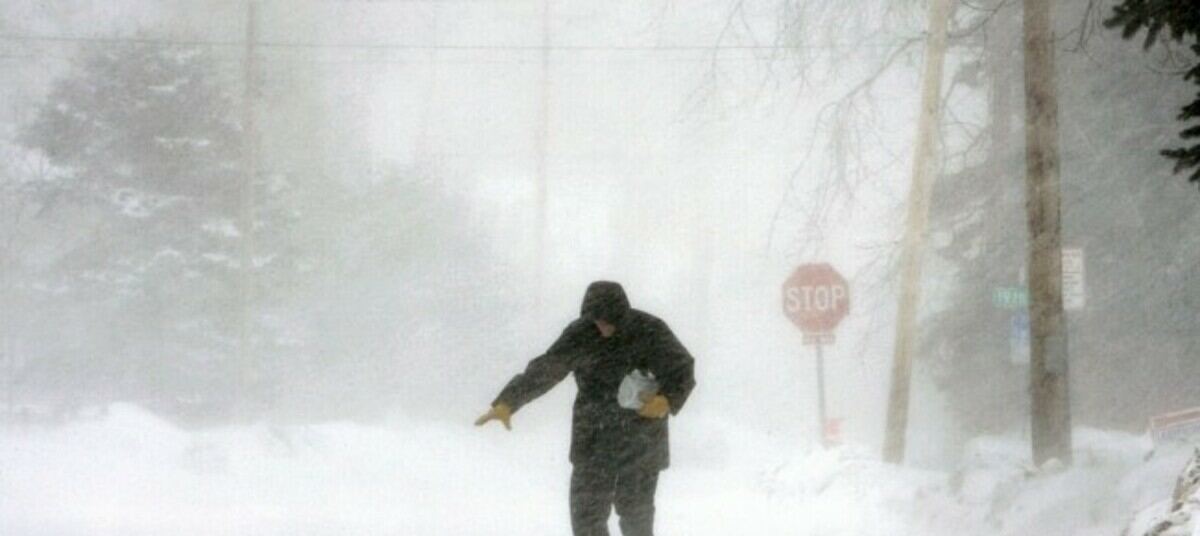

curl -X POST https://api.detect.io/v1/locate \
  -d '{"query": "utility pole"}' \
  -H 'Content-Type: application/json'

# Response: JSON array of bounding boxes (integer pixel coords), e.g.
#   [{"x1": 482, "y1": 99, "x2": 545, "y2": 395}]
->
[
  {"x1": 4, "y1": 338, "x2": 11, "y2": 420},
  {"x1": 533, "y1": 0, "x2": 550, "y2": 302},
  {"x1": 1022, "y1": 0, "x2": 1072, "y2": 466},
  {"x1": 1, "y1": 151, "x2": 9, "y2": 421},
  {"x1": 416, "y1": 2, "x2": 439, "y2": 160},
  {"x1": 239, "y1": 0, "x2": 259, "y2": 415},
  {"x1": 988, "y1": 6, "x2": 1017, "y2": 176},
  {"x1": 883, "y1": 0, "x2": 954, "y2": 465}
]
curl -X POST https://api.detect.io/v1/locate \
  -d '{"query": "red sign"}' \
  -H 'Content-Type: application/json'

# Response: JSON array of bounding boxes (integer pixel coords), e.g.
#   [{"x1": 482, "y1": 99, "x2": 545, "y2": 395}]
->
[
  {"x1": 823, "y1": 418, "x2": 843, "y2": 446},
  {"x1": 783, "y1": 263, "x2": 850, "y2": 334}
]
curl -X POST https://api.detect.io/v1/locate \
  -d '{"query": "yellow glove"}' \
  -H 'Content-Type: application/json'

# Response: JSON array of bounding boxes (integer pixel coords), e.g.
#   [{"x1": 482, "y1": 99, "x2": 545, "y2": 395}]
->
[
  {"x1": 474, "y1": 402, "x2": 513, "y2": 430},
  {"x1": 638, "y1": 394, "x2": 670, "y2": 419}
]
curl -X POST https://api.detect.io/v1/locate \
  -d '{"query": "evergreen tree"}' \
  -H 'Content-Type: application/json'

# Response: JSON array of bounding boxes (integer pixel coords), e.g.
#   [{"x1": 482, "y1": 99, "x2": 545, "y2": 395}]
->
[
  {"x1": 13, "y1": 39, "x2": 519, "y2": 423},
  {"x1": 17, "y1": 42, "x2": 291, "y2": 419},
  {"x1": 1107, "y1": 0, "x2": 1200, "y2": 183}
]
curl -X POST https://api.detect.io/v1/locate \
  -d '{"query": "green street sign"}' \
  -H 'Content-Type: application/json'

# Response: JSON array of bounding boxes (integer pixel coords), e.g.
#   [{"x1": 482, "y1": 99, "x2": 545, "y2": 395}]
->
[{"x1": 992, "y1": 287, "x2": 1028, "y2": 310}]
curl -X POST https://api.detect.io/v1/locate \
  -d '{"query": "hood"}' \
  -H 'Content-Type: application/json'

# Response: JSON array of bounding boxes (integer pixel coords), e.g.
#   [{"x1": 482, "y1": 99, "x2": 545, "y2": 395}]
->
[{"x1": 580, "y1": 281, "x2": 631, "y2": 324}]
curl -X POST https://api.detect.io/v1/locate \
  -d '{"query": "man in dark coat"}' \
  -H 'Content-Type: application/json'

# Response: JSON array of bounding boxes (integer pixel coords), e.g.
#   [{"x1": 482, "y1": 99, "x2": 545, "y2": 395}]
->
[{"x1": 475, "y1": 281, "x2": 696, "y2": 536}]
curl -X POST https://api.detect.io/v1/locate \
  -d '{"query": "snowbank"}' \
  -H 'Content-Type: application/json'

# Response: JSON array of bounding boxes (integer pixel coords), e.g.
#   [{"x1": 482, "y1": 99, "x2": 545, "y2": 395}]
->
[
  {"x1": 1126, "y1": 446, "x2": 1200, "y2": 536},
  {"x1": 0, "y1": 404, "x2": 1189, "y2": 535}
]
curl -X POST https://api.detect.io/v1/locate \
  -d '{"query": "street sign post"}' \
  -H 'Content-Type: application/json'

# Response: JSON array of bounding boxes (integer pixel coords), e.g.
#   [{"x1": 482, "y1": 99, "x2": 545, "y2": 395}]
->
[
  {"x1": 992, "y1": 249, "x2": 1084, "y2": 312},
  {"x1": 783, "y1": 263, "x2": 850, "y2": 448}
]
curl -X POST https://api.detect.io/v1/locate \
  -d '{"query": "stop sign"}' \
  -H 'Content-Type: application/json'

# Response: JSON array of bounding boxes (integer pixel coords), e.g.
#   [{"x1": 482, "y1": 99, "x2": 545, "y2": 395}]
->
[{"x1": 782, "y1": 263, "x2": 850, "y2": 333}]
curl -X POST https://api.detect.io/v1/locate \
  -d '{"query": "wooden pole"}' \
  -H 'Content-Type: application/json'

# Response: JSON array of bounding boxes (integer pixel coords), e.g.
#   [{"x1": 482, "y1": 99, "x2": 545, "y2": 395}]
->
[
  {"x1": 416, "y1": 3, "x2": 439, "y2": 159},
  {"x1": 883, "y1": 0, "x2": 954, "y2": 465},
  {"x1": 533, "y1": 0, "x2": 550, "y2": 301},
  {"x1": 4, "y1": 338, "x2": 11, "y2": 420},
  {"x1": 1022, "y1": 0, "x2": 1072, "y2": 466},
  {"x1": 988, "y1": 5, "x2": 1016, "y2": 178},
  {"x1": 238, "y1": 0, "x2": 259, "y2": 416}
]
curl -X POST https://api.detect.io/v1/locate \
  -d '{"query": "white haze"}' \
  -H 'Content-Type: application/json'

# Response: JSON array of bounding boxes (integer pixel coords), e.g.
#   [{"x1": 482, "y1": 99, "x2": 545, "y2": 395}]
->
[{"x1": 1, "y1": 1, "x2": 1197, "y2": 534}]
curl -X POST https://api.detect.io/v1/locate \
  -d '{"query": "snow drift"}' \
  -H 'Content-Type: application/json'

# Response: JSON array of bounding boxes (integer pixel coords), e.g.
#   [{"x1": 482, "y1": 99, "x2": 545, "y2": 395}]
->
[{"x1": 0, "y1": 404, "x2": 1191, "y2": 535}]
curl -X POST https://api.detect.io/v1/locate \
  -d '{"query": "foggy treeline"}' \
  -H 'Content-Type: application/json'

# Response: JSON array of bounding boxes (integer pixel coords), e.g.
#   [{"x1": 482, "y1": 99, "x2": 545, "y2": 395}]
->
[
  {"x1": 1, "y1": 0, "x2": 1198, "y2": 445},
  {"x1": 0, "y1": 2, "x2": 527, "y2": 424}
]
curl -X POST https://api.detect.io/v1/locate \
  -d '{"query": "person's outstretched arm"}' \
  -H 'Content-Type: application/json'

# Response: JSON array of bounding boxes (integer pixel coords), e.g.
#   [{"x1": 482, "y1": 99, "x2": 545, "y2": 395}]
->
[
  {"x1": 645, "y1": 319, "x2": 696, "y2": 416},
  {"x1": 475, "y1": 321, "x2": 584, "y2": 429}
]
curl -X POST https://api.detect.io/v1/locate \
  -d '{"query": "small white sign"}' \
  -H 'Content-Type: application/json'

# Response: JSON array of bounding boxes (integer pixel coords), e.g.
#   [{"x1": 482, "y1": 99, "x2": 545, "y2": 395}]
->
[{"x1": 1062, "y1": 248, "x2": 1085, "y2": 311}]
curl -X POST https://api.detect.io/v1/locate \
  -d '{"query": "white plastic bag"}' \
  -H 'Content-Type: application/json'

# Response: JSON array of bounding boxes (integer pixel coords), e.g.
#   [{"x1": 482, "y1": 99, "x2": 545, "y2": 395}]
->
[{"x1": 617, "y1": 370, "x2": 659, "y2": 411}]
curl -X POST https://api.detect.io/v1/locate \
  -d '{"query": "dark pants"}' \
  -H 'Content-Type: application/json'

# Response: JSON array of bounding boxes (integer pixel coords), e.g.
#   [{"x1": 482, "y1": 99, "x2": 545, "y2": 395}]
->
[{"x1": 570, "y1": 462, "x2": 659, "y2": 536}]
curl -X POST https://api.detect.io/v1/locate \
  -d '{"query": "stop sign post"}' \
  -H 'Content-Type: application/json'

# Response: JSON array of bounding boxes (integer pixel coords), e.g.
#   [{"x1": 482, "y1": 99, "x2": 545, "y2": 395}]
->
[{"x1": 782, "y1": 263, "x2": 850, "y2": 447}]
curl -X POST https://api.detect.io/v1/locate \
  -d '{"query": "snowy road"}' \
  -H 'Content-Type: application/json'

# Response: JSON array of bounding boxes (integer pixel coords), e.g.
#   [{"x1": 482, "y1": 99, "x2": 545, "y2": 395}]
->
[{"x1": 0, "y1": 405, "x2": 1184, "y2": 535}]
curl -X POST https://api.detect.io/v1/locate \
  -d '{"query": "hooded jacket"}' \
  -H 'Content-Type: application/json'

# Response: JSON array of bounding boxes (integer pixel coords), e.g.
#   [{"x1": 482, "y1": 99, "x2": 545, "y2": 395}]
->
[{"x1": 493, "y1": 281, "x2": 696, "y2": 470}]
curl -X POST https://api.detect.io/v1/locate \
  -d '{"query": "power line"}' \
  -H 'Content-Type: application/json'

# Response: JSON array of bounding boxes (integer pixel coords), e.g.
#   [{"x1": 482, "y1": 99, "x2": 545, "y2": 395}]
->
[
  {"x1": 0, "y1": 55, "x2": 831, "y2": 66},
  {"x1": 316, "y1": 0, "x2": 508, "y2": 3},
  {"x1": 0, "y1": 32, "x2": 911, "y2": 53},
  {"x1": 0, "y1": 47, "x2": 907, "y2": 66}
]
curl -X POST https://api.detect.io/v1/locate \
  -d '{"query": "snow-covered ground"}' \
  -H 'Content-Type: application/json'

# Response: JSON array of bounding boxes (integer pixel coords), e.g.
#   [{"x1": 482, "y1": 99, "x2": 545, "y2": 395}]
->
[{"x1": 0, "y1": 404, "x2": 1191, "y2": 535}]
